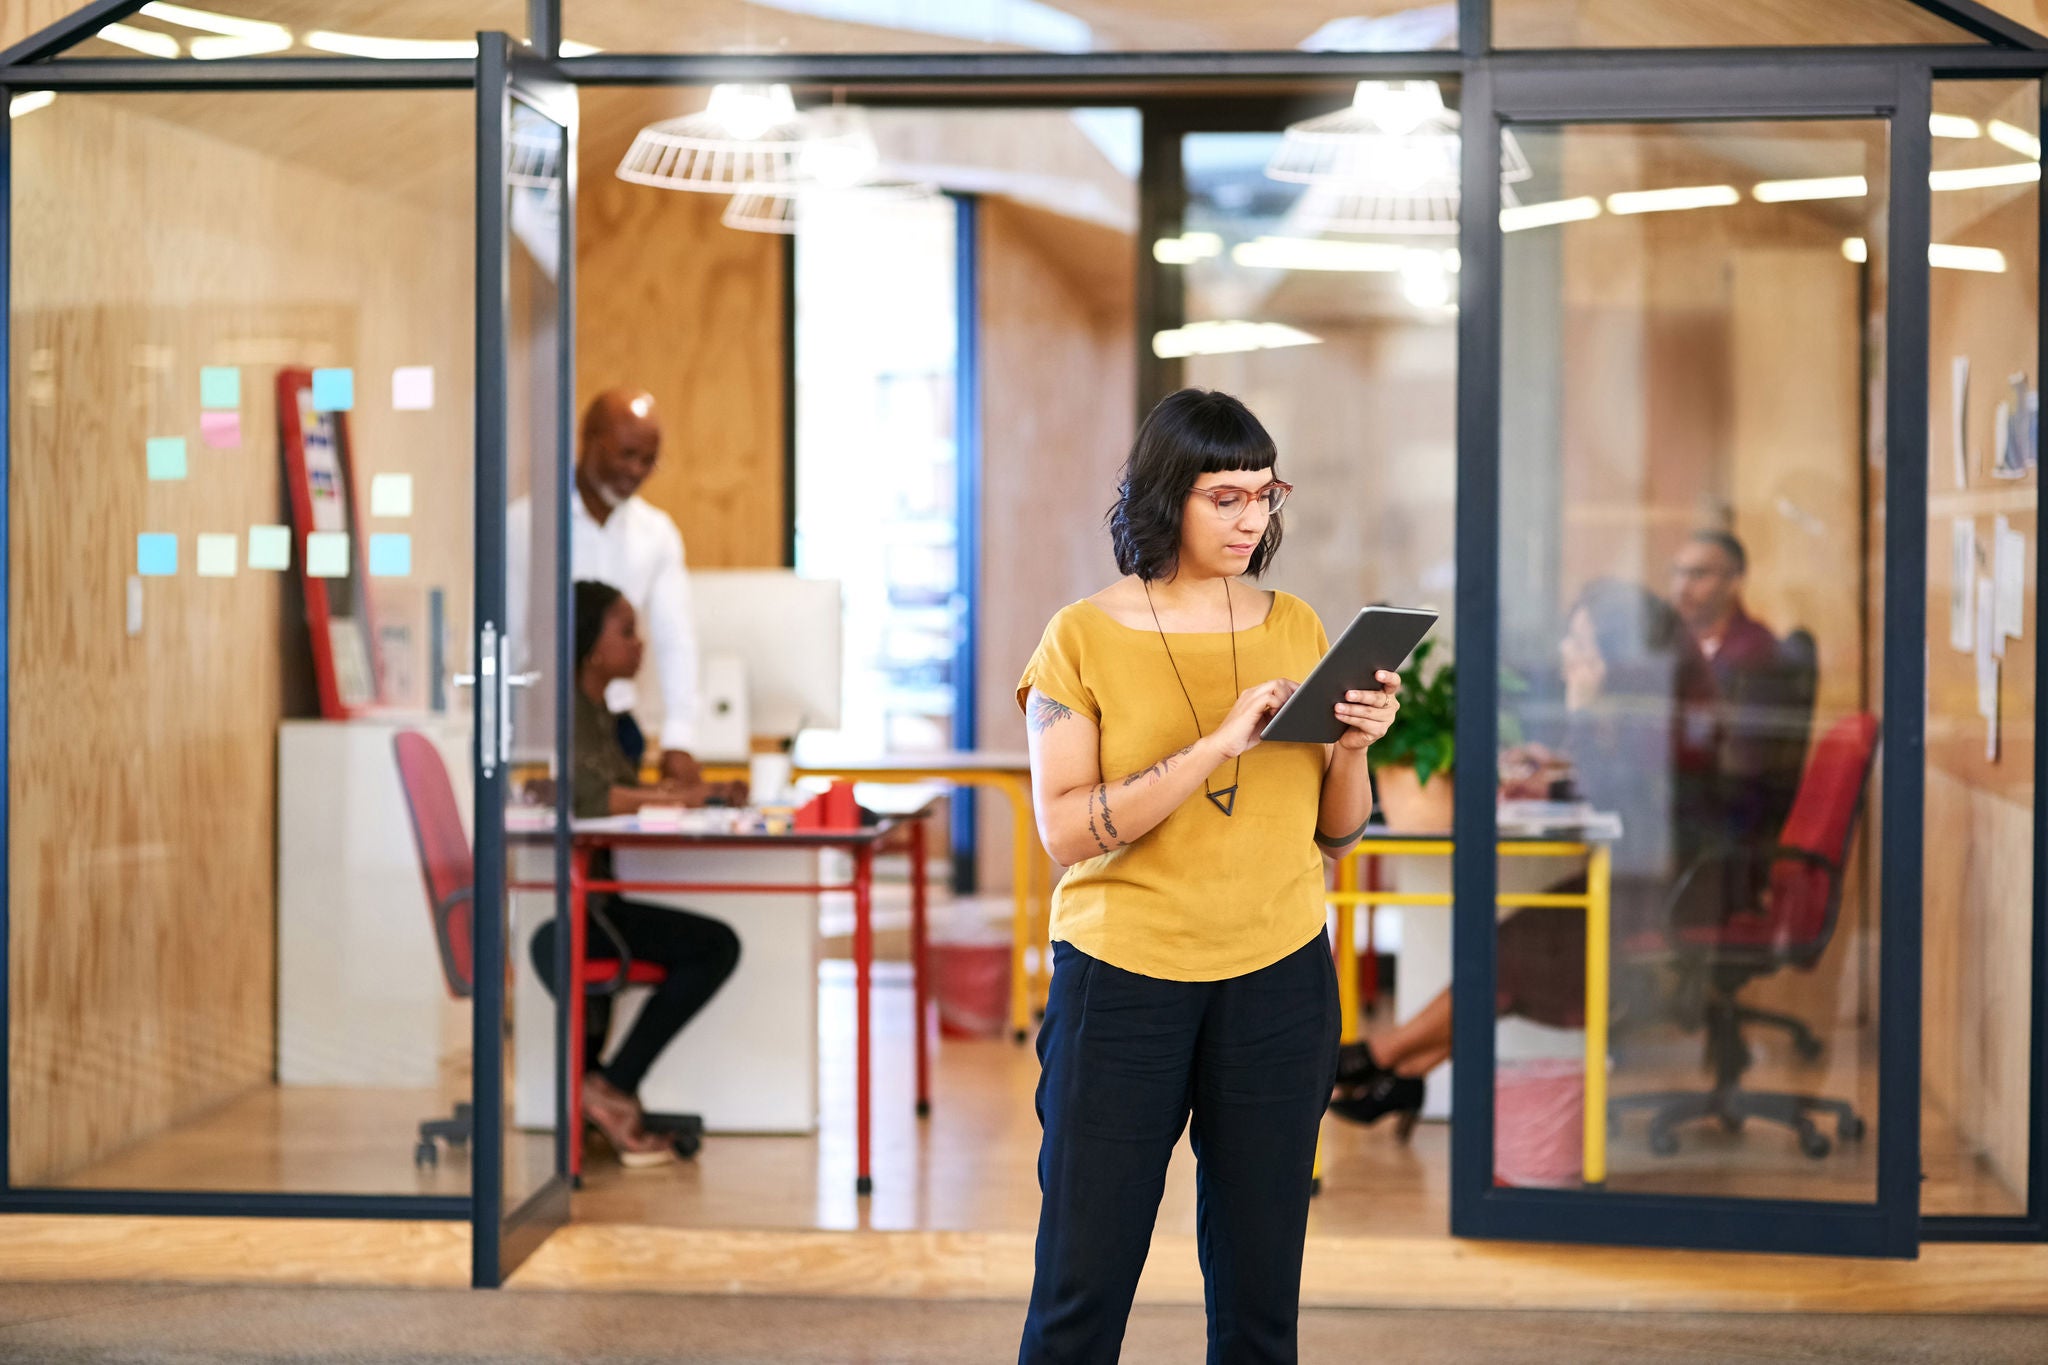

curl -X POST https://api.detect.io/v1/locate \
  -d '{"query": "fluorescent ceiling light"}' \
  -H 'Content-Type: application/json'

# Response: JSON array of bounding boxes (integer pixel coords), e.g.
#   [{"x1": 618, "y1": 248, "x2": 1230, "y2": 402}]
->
[
  {"x1": 1606, "y1": 185, "x2": 1740, "y2": 215},
  {"x1": 1231, "y1": 237, "x2": 1407, "y2": 271},
  {"x1": 140, "y1": 3, "x2": 280, "y2": 37},
  {"x1": 98, "y1": 22, "x2": 181, "y2": 57},
  {"x1": 1930, "y1": 113, "x2": 1981, "y2": 139},
  {"x1": 749, "y1": 0, "x2": 1092, "y2": 54},
  {"x1": 1500, "y1": 196, "x2": 1600, "y2": 231},
  {"x1": 190, "y1": 30, "x2": 291, "y2": 58},
  {"x1": 1151, "y1": 320, "x2": 1321, "y2": 359},
  {"x1": 1930, "y1": 162, "x2": 2042, "y2": 191},
  {"x1": 1928, "y1": 243, "x2": 2007, "y2": 273},
  {"x1": 1988, "y1": 119, "x2": 2041, "y2": 161},
  {"x1": 559, "y1": 40, "x2": 603, "y2": 57},
  {"x1": 303, "y1": 31, "x2": 479, "y2": 59},
  {"x1": 1152, "y1": 232, "x2": 1222, "y2": 265},
  {"x1": 1400, "y1": 252, "x2": 1453, "y2": 309},
  {"x1": 1752, "y1": 175, "x2": 1868, "y2": 203},
  {"x1": 8, "y1": 91, "x2": 54, "y2": 119},
  {"x1": 1841, "y1": 238, "x2": 2008, "y2": 272}
]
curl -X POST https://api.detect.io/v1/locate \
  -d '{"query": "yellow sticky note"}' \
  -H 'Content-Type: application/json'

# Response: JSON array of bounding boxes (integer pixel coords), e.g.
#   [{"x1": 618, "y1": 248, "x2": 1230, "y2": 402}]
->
[
  {"x1": 195, "y1": 533, "x2": 238, "y2": 578},
  {"x1": 371, "y1": 473, "x2": 413, "y2": 518}
]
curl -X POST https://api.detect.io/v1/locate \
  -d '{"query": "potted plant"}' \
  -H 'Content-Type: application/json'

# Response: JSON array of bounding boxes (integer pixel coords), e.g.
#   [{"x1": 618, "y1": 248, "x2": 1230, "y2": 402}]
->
[{"x1": 1365, "y1": 641, "x2": 1523, "y2": 834}]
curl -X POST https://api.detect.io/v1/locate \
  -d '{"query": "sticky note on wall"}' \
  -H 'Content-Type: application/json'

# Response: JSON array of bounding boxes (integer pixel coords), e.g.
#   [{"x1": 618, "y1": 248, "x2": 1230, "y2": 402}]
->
[
  {"x1": 306, "y1": 532, "x2": 350, "y2": 579},
  {"x1": 200, "y1": 411, "x2": 241, "y2": 449},
  {"x1": 370, "y1": 473, "x2": 413, "y2": 517},
  {"x1": 369, "y1": 533, "x2": 412, "y2": 578},
  {"x1": 195, "y1": 533, "x2": 237, "y2": 578},
  {"x1": 311, "y1": 368, "x2": 355, "y2": 412},
  {"x1": 137, "y1": 533, "x2": 177, "y2": 577},
  {"x1": 200, "y1": 367, "x2": 240, "y2": 410},
  {"x1": 391, "y1": 366, "x2": 435, "y2": 411},
  {"x1": 248, "y1": 525, "x2": 291, "y2": 571},
  {"x1": 146, "y1": 437, "x2": 187, "y2": 481}
]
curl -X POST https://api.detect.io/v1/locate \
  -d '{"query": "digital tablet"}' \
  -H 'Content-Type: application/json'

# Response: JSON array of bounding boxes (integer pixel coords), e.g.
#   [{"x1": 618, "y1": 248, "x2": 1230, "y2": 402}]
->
[{"x1": 1260, "y1": 606, "x2": 1438, "y2": 745}]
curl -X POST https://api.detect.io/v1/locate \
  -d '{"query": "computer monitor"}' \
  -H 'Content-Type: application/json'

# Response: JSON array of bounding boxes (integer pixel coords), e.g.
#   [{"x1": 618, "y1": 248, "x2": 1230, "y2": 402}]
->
[{"x1": 691, "y1": 570, "x2": 844, "y2": 738}]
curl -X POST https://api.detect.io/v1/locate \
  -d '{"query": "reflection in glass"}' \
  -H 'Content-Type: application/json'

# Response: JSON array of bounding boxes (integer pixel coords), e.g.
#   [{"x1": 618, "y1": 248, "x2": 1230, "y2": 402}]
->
[
  {"x1": 1921, "y1": 80, "x2": 2039, "y2": 1220},
  {"x1": 1494, "y1": 0, "x2": 1975, "y2": 49},
  {"x1": 1495, "y1": 119, "x2": 1889, "y2": 1200}
]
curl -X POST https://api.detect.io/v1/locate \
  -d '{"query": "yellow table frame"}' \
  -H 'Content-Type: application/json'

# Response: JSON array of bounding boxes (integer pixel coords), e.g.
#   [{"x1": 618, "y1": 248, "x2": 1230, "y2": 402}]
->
[
  {"x1": 705, "y1": 759, "x2": 1050, "y2": 1040},
  {"x1": 1328, "y1": 837, "x2": 1613, "y2": 1185}
]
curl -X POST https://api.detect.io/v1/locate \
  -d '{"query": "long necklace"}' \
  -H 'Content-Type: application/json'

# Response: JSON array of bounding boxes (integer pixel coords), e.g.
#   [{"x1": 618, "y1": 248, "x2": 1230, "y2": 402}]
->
[{"x1": 1146, "y1": 579, "x2": 1241, "y2": 817}]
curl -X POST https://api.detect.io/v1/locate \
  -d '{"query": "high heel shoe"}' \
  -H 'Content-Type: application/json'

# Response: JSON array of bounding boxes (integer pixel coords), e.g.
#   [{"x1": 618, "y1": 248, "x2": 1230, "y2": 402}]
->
[
  {"x1": 1329, "y1": 1071, "x2": 1425, "y2": 1140},
  {"x1": 1335, "y1": 1040, "x2": 1381, "y2": 1090}
]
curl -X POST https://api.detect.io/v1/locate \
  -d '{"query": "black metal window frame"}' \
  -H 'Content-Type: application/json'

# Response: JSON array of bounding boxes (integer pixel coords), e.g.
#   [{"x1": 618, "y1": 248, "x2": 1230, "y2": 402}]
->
[{"x1": 0, "y1": 0, "x2": 2034, "y2": 1272}]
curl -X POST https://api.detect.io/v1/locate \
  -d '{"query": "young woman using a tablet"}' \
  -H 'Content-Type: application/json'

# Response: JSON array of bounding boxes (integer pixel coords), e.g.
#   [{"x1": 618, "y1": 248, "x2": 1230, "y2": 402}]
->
[{"x1": 1016, "y1": 388, "x2": 1401, "y2": 1364}]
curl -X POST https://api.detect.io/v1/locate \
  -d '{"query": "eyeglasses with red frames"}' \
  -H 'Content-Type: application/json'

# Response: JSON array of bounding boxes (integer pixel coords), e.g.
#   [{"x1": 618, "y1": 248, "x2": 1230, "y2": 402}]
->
[{"x1": 1190, "y1": 480, "x2": 1293, "y2": 519}]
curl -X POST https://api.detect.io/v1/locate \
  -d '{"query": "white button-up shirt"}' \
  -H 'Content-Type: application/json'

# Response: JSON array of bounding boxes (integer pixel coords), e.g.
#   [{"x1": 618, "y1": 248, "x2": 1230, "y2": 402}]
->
[{"x1": 507, "y1": 491, "x2": 699, "y2": 752}]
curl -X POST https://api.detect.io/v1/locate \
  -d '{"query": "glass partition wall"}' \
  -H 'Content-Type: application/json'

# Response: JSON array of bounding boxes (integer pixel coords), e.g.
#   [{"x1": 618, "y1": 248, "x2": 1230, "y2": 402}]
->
[{"x1": 0, "y1": 0, "x2": 2044, "y2": 1285}]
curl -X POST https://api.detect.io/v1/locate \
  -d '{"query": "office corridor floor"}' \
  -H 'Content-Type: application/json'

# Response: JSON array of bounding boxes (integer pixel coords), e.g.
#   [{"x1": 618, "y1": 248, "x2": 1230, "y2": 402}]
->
[{"x1": 0, "y1": 1283, "x2": 2044, "y2": 1363}]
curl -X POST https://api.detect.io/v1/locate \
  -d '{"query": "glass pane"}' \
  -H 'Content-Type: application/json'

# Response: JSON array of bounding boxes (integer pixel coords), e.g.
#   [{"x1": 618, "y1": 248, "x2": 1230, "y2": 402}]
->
[
  {"x1": 564, "y1": 1, "x2": 1456, "y2": 55},
  {"x1": 504, "y1": 101, "x2": 570, "y2": 1212},
  {"x1": 1171, "y1": 122, "x2": 1458, "y2": 661},
  {"x1": 55, "y1": 2, "x2": 526, "y2": 59},
  {"x1": 1922, "y1": 79, "x2": 2039, "y2": 1220},
  {"x1": 1495, "y1": 120, "x2": 1887, "y2": 1201},
  {"x1": 1494, "y1": 0, "x2": 1975, "y2": 48},
  {"x1": 794, "y1": 192, "x2": 961, "y2": 758},
  {"x1": 9, "y1": 89, "x2": 475, "y2": 1195}
]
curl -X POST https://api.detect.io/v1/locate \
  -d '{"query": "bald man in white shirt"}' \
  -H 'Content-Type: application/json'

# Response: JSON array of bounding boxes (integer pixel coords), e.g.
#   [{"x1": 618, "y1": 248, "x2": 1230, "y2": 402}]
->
[{"x1": 509, "y1": 388, "x2": 719, "y2": 796}]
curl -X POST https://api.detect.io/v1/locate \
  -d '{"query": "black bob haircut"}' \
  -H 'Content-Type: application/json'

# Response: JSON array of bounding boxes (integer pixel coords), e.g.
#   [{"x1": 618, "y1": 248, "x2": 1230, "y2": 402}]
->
[
  {"x1": 574, "y1": 579, "x2": 626, "y2": 672},
  {"x1": 1108, "y1": 388, "x2": 1283, "y2": 582}
]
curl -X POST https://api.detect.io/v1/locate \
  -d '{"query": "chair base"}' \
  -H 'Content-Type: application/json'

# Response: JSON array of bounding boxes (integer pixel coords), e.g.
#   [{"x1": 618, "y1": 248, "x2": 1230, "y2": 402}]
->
[
  {"x1": 1612, "y1": 1086, "x2": 1864, "y2": 1159},
  {"x1": 415, "y1": 1102, "x2": 475, "y2": 1169}
]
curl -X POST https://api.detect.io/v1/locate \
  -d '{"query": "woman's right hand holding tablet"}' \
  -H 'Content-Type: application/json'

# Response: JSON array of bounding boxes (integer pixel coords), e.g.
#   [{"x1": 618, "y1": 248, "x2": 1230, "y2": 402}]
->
[{"x1": 1212, "y1": 679, "x2": 1299, "y2": 758}]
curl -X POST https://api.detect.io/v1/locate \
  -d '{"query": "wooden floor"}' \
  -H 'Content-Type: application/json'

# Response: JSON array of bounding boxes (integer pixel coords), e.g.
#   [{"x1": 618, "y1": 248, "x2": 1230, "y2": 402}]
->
[{"x1": 10, "y1": 885, "x2": 2033, "y2": 1306}]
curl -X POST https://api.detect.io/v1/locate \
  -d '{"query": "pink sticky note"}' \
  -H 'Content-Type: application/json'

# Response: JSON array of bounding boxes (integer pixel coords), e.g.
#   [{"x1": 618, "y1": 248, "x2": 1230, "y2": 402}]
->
[{"x1": 200, "y1": 411, "x2": 241, "y2": 449}]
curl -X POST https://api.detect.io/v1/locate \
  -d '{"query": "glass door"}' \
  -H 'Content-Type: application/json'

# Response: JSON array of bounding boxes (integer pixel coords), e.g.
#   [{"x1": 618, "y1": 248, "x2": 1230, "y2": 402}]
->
[
  {"x1": 1453, "y1": 62, "x2": 1929, "y2": 1257},
  {"x1": 473, "y1": 32, "x2": 576, "y2": 1287}
]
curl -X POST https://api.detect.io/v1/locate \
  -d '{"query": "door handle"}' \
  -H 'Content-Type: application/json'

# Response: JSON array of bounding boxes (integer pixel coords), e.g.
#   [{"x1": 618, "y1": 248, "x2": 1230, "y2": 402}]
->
[{"x1": 479, "y1": 622, "x2": 499, "y2": 778}]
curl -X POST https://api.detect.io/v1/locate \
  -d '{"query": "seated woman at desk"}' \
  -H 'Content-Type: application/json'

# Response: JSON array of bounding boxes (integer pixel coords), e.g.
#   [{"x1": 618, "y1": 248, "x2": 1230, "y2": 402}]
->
[
  {"x1": 529, "y1": 579, "x2": 742, "y2": 1166},
  {"x1": 1332, "y1": 578, "x2": 1721, "y2": 1131}
]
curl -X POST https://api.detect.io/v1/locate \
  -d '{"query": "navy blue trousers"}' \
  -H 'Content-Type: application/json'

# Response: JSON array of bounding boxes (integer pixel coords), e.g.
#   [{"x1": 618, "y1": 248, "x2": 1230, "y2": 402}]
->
[{"x1": 1019, "y1": 934, "x2": 1339, "y2": 1365}]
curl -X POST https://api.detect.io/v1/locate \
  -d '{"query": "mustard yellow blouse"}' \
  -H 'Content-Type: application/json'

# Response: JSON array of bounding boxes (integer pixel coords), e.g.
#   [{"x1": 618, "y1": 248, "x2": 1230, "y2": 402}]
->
[{"x1": 1017, "y1": 591, "x2": 1331, "y2": 982}]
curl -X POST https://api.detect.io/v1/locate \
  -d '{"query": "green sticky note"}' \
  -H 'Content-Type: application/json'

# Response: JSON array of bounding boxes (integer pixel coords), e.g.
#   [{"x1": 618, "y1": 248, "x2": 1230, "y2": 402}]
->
[
  {"x1": 306, "y1": 531, "x2": 350, "y2": 579},
  {"x1": 147, "y1": 437, "x2": 187, "y2": 481},
  {"x1": 200, "y1": 367, "x2": 240, "y2": 410},
  {"x1": 247, "y1": 524, "x2": 291, "y2": 571}
]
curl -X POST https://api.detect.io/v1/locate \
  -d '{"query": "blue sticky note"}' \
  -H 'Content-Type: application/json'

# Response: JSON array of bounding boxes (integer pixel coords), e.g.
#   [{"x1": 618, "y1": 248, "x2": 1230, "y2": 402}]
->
[
  {"x1": 146, "y1": 437, "x2": 187, "y2": 481},
  {"x1": 137, "y1": 533, "x2": 177, "y2": 577},
  {"x1": 200, "y1": 367, "x2": 240, "y2": 410},
  {"x1": 368, "y1": 532, "x2": 412, "y2": 578},
  {"x1": 311, "y1": 367, "x2": 354, "y2": 412}
]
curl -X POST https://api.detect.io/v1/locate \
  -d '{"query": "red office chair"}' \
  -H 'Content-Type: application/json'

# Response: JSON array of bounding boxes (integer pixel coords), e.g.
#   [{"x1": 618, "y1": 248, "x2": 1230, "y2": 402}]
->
[
  {"x1": 391, "y1": 731, "x2": 698, "y2": 1168},
  {"x1": 1612, "y1": 713, "x2": 1879, "y2": 1160}
]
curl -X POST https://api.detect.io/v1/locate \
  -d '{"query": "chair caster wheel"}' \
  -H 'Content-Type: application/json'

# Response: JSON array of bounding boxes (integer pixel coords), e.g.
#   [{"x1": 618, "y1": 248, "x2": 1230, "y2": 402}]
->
[
  {"x1": 1800, "y1": 1130, "x2": 1833, "y2": 1159},
  {"x1": 1795, "y1": 1036, "x2": 1825, "y2": 1062},
  {"x1": 1840, "y1": 1115, "x2": 1866, "y2": 1141},
  {"x1": 671, "y1": 1131, "x2": 702, "y2": 1160},
  {"x1": 1649, "y1": 1130, "x2": 1680, "y2": 1156},
  {"x1": 414, "y1": 1141, "x2": 439, "y2": 1169}
]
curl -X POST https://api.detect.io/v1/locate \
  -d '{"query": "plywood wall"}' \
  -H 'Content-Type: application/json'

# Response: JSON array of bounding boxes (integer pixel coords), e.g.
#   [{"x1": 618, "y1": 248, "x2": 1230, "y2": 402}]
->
[
  {"x1": 575, "y1": 88, "x2": 788, "y2": 572},
  {"x1": 975, "y1": 198, "x2": 1136, "y2": 888},
  {"x1": 9, "y1": 92, "x2": 474, "y2": 1184}
]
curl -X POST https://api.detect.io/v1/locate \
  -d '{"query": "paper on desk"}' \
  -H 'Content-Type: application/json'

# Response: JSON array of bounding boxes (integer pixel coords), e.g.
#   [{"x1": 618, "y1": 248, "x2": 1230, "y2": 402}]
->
[{"x1": 1977, "y1": 574, "x2": 1999, "y2": 720}]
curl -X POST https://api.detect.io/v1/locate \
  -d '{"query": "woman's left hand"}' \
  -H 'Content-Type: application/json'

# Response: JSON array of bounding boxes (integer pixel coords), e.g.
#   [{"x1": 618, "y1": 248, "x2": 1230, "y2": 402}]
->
[{"x1": 1334, "y1": 671, "x2": 1402, "y2": 752}]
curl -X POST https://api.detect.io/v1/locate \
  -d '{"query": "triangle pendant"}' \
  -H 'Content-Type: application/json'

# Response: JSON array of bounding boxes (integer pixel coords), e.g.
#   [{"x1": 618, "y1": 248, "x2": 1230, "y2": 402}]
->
[{"x1": 1206, "y1": 786, "x2": 1237, "y2": 817}]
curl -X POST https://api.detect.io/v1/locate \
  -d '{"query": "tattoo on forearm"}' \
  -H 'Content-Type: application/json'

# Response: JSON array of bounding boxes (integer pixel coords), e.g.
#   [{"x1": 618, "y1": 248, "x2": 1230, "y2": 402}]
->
[
  {"x1": 1121, "y1": 742, "x2": 1196, "y2": 788},
  {"x1": 1027, "y1": 693, "x2": 1076, "y2": 734},
  {"x1": 1086, "y1": 787, "x2": 1110, "y2": 853},
  {"x1": 1096, "y1": 786, "x2": 1121, "y2": 843}
]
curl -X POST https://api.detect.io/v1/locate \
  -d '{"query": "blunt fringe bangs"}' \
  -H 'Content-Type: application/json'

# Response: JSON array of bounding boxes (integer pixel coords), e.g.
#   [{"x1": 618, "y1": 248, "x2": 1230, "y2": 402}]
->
[{"x1": 1107, "y1": 388, "x2": 1283, "y2": 581}]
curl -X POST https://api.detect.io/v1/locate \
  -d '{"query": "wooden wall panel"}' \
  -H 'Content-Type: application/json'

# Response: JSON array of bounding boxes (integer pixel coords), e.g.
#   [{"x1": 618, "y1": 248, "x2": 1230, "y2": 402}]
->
[
  {"x1": 975, "y1": 199, "x2": 1135, "y2": 890},
  {"x1": 575, "y1": 88, "x2": 787, "y2": 572},
  {"x1": 9, "y1": 92, "x2": 473, "y2": 1183}
]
